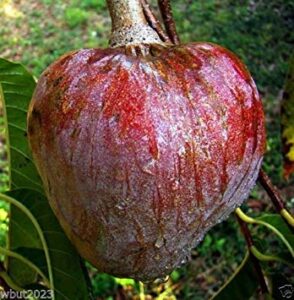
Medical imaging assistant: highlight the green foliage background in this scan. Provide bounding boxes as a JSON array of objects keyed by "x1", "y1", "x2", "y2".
[{"x1": 0, "y1": 0, "x2": 293, "y2": 299}]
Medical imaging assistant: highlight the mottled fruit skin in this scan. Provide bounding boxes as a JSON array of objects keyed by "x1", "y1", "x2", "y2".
[{"x1": 27, "y1": 42, "x2": 265, "y2": 281}]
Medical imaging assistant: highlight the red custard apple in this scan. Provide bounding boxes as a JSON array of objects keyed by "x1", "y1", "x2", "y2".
[{"x1": 27, "y1": 0, "x2": 266, "y2": 281}]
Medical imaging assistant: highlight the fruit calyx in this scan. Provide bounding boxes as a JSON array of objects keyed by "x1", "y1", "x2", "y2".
[{"x1": 107, "y1": 0, "x2": 165, "y2": 50}]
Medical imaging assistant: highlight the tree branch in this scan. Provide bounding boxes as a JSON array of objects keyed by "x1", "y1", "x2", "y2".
[
  {"x1": 140, "y1": 0, "x2": 171, "y2": 43},
  {"x1": 258, "y1": 169, "x2": 285, "y2": 212},
  {"x1": 158, "y1": 0, "x2": 180, "y2": 44},
  {"x1": 258, "y1": 169, "x2": 294, "y2": 228}
]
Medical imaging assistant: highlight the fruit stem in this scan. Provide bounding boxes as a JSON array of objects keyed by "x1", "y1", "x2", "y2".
[{"x1": 106, "y1": 0, "x2": 164, "y2": 48}]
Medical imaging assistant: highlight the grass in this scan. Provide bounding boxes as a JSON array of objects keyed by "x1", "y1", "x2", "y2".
[{"x1": 0, "y1": 0, "x2": 109, "y2": 76}]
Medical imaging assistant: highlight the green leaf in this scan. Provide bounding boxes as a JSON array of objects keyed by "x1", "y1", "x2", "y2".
[
  {"x1": 0, "y1": 58, "x2": 90, "y2": 299},
  {"x1": 257, "y1": 214, "x2": 294, "y2": 249},
  {"x1": 0, "y1": 63, "x2": 43, "y2": 286},
  {"x1": 211, "y1": 252, "x2": 258, "y2": 300},
  {"x1": 0, "y1": 58, "x2": 43, "y2": 193},
  {"x1": 7, "y1": 189, "x2": 90, "y2": 300}
]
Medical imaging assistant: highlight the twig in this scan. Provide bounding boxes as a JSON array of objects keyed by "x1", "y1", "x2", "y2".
[
  {"x1": 158, "y1": 0, "x2": 180, "y2": 44},
  {"x1": 258, "y1": 169, "x2": 294, "y2": 228},
  {"x1": 140, "y1": 0, "x2": 170, "y2": 43},
  {"x1": 235, "y1": 213, "x2": 269, "y2": 296},
  {"x1": 258, "y1": 169, "x2": 285, "y2": 211}
]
